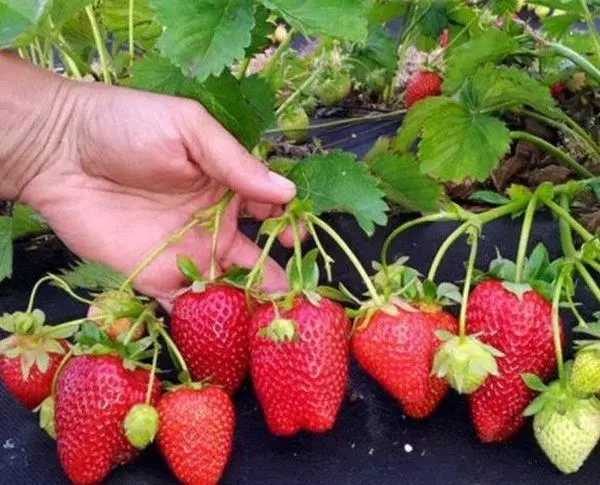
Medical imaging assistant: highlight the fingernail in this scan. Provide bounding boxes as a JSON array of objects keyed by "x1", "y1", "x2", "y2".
[{"x1": 268, "y1": 171, "x2": 296, "y2": 194}]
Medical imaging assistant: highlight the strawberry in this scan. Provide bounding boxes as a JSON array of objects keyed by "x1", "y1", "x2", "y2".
[
  {"x1": 438, "y1": 29, "x2": 449, "y2": 48},
  {"x1": 171, "y1": 283, "x2": 251, "y2": 394},
  {"x1": 404, "y1": 71, "x2": 442, "y2": 108},
  {"x1": 249, "y1": 296, "x2": 349, "y2": 436},
  {"x1": 55, "y1": 355, "x2": 161, "y2": 484},
  {"x1": 571, "y1": 350, "x2": 600, "y2": 394},
  {"x1": 467, "y1": 279, "x2": 562, "y2": 442},
  {"x1": 277, "y1": 105, "x2": 309, "y2": 143},
  {"x1": 87, "y1": 290, "x2": 146, "y2": 342},
  {"x1": 524, "y1": 377, "x2": 600, "y2": 474},
  {"x1": 352, "y1": 304, "x2": 457, "y2": 419},
  {"x1": 0, "y1": 310, "x2": 70, "y2": 410},
  {"x1": 157, "y1": 385, "x2": 235, "y2": 485},
  {"x1": 314, "y1": 71, "x2": 353, "y2": 106},
  {"x1": 550, "y1": 82, "x2": 565, "y2": 99}
]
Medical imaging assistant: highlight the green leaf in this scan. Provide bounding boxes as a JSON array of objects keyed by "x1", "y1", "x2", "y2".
[
  {"x1": 177, "y1": 255, "x2": 201, "y2": 283},
  {"x1": 368, "y1": 153, "x2": 444, "y2": 212},
  {"x1": 50, "y1": 0, "x2": 91, "y2": 26},
  {"x1": 443, "y1": 29, "x2": 521, "y2": 93},
  {"x1": 367, "y1": 0, "x2": 407, "y2": 24},
  {"x1": 469, "y1": 191, "x2": 511, "y2": 206},
  {"x1": 490, "y1": 0, "x2": 518, "y2": 14},
  {"x1": 350, "y1": 25, "x2": 397, "y2": 86},
  {"x1": 0, "y1": 0, "x2": 52, "y2": 48},
  {"x1": 522, "y1": 372, "x2": 547, "y2": 392},
  {"x1": 56, "y1": 260, "x2": 127, "y2": 291},
  {"x1": 150, "y1": 0, "x2": 255, "y2": 81},
  {"x1": 0, "y1": 216, "x2": 13, "y2": 283},
  {"x1": 541, "y1": 13, "x2": 582, "y2": 39},
  {"x1": 523, "y1": 243, "x2": 550, "y2": 281},
  {"x1": 260, "y1": 0, "x2": 369, "y2": 42},
  {"x1": 11, "y1": 204, "x2": 48, "y2": 240},
  {"x1": 286, "y1": 249, "x2": 320, "y2": 291},
  {"x1": 397, "y1": 97, "x2": 511, "y2": 182},
  {"x1": 287, "y1": 151, "x2": 388, "y2": 235},
  {"x1": 246, "y1": 4, "x2": 271, "y2": 57},
  {"x1": 316, "y1": 285, "x2": 355, "y2": 304},
  {"x1": 127, "y1": 54, "x2": 275, "y2": 148},
  {"x1": 465, "y1": 64, "x2": 557, "y2": 115}
]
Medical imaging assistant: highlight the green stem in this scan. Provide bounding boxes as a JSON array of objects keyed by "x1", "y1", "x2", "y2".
[
  {"x1": 121, "y1": 215, "x2": 207, "y2": 291},
  {"x1": 27, "y1": 275, "x2": 93, "y2": 313},
  {"x1": 56, "y1": 45, "x2": 83, "y2": 80},
  {"x1": 514, "y1": 196, "x2": 538, "y2": 283},
  {"x1": 459, "y1": 228, "x2": 480, "y2": 343},
  {"x1": 156, "y1": 324, "x2": 189, "y2": 377},
  {"x1": 510, "y1": 131, "x2": 593, "y2": 178},
  {"x1": 307, "y1": 215, "x2": 382, "y2": 305},
  {"x1": 567, "y1": 290, "x2": 587, "y2": 327},
  {"x1": 514, "y1": 108, "x2": 600, "y2": 162},
  {"x1": 584, "y1": 258, "x2": 600, "y2": 274},
  {"x1": 381, "y1": 212, "x2": 459, "y2": 273},
  {"x1": 128, "y1": 0, "x2": 135, "y2": 65},
  {"x1": 246, "y1": 219, "x2": 287, "y2": 291},
  {"x1": 263, "y1": 27, "x2": 295, "y2": 78},
  {"x1": 427, "y1": 221, "x2": 471, "y2": 282},
  {"x1": 545, "y1": 199, "x2": 595, "y2": 243},
  {"x1": 237, "y1": 57, "x2": 250, "y2": 80},
  {"x1": 275, "y1": 68, "x2": 322, "y2": 117},
  {"x1": 265, "y1": 109, "x2": 405, "y2": 135},
  {"x1": 578, "y1": 0, "x2": 600, "y2": 62},
  {"x1": 122, "y1": 306, "x2": 154, "y2": 346},
  {"x1": 289, "y1": 216, "x2": 304, "y2": 288},
  {"x1": 545, "y1": 41, "x2": 600, "y2": 86},
  {"x1": 145, "y1": 340, "x2": 159, "y2": 404},
  {"x1": 306, "y1": 223, "x2": 333, "y2": 281},
  {"x1": 85, "y1": 5, "x2": 112, "y2": 85},
  {"x1": 558, "y1": 195, "x2": 578, "y2": 257},
  {"x1": 41, "y1": 314, "x2": 109, "y2": 337},
  {"x1": 209, "y1": 191, "x2": 234, "y2": 282},
  {"x1": 576, "y1": 261, "x2": 600, "y2": 303},
  {"x1": 559, "y1": 112, "x2": 600, "y2": 160},
  {"x1": 552, "y1": 271, "x2": 567, "y2": 390}
]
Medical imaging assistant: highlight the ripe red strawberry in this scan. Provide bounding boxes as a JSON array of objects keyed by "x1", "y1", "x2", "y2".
[
  {"x1": 55, "y1": 355, "x2": 161, "y2": 484},
  {"x1": 0, "y1": 310, "x2": 70, "y2": 409},
  {"x1": 157, "y1": 386, "x2": 235, "y2": 485},
  {"x1": 550, "y1": 82, "x2": 565, "y2": 99},
  {"x1": 467, "y1": 279, "x2": 562, "y2": 443},
  {"x1": 249, "y1": 296, "x2": 349, "y2": 436},
  {"x1": 438, "y1": 29, "x2": 449, "y2": 48},
  {"x1": 404, "y1": 71, "x2": 442, "y2": 108},
  {"x1": 352, "y1": 304, "x2": 457, "y2": 419},
  {"x1": 171, "y1": 284, "x2": 251, "y2": 394}
]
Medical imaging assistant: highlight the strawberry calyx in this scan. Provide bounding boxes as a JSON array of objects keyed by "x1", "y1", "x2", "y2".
[
  {"x1": 433, "y1": 332, "x2": 504, "y2": 394},
  {"x1": 176, "y1": 255, "x2": 251, "y2": 295},
  {"x1": 257, "y1": 316, "x2": 297, "y2": 344},
  {"x1": 0, "y1": 309, "x2": 71, "y2": 379},
  {"x1": 35, "y1": 396, "x2": 56, "y2": 439}
]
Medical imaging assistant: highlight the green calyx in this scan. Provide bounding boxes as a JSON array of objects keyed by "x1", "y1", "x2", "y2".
[
  {"x1": 258, "y1": 317, "x2": 297, "y2": 344},
  {"x1": 124, "y1": 403, "x2": 160, "y2": 450},
  {"x1": 525, "y1": 377, "x2": 600, "y2": 474},
  {"x1": 36, "y1": 396, "x2": 56, "y2": 439},
  {"x1": 0, "y1": 310, "x2": 46, "y2": 336},
  {"x1": 433, "y1": 333, "x2": 504, "y2": 394},
  {"x1": 89, "y1": 290, "x2": 146, "y2": 323}
]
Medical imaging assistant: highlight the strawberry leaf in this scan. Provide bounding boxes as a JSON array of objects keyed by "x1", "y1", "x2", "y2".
[
  {"x1": 245, "y1": 4, "x2": 271, "y2": 57},
  {"x1": 11, "y1": 204, "x2": 48, "y2": 240},
  {"x1": 367, "y1": 0, "x2": 407, "y2": 25},
  {"x1": 443, "y1": 29, "x2": 520, "y2": 93},
  {"x1": 288, "y1": 151, "x2": 388, "y2": 236},
  {"x1": 351, "y1": 25, "x2": 397, "y2": 85},
  {"x1": 523, "y1": 243, "x2": 550, "y2": 281},
  {"x1": 469, "y1": 191, "x2": 511, "y2": 206},
  {"x1": 0, "y1": 0, "x2": 52, "y2": 48},
  {"x1": 177, "y1": 256, "x2": 201, "y2": 283},
  {"x1": 0, "y1": 216, "x2": 13, "y2": 283},
  {"x1": 128, "y1": 54, "x2": 275, "y2": 149},
  {"x1": 56, "y1": 260, "x2": 127, "y2": 291},
  {"x1": 100, "y1": 0, "x2": 162, "y2": 50},
  {"x1": 396, "y1": 97, "x2": 511, "y2": 182},
  {"x1": 490, "y1": 0, "x2": 518, "y2": 14},
  {"x1": 150, "y1": 0, "x2": 255, "y2": 81},
  {"x1": 541, "y1": 12, "x2": 583, "y2": 39},
  {"x1": 286, "y1": 249, "x2": 320, "y2": 292},
  {"x1": 368, "y1": 153, "x2": 444, "y2": 213},
  {"x1": 50, "y1": 0, "x2": 91, "y2": 26},
  {"x1": 260, "y1": 0, "x2": 369, "y2": 42}
]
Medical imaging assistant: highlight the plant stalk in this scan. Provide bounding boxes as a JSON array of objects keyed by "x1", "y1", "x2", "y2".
[
  {"x1": 128, "y1": 0, "x2": 135, "y2": 65},
  {"x1": 514, "y1": 196, "x2": 538, "y2": 283},
  {"x1": 85, "y1": 5, "x2": 112, "y2": 85},
  {"x1": 459, "y1": 228, "x2": 479, "y2": 343}
]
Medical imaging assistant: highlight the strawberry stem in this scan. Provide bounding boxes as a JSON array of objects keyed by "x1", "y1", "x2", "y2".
[
  {"x1": 305, "y1": 223, "x2": 333, "y2": 281},
  {"x1": 122, "y1": 305, "x2": 155, "y2": 346},
  {"x1": 145, "y1": 339, "x2": 160, "y2": 405},
  {"x1": 245, "y1": 219, "x2": 287, "y2": 293},
  {"x1": 567, "y1": 291, "x2": 587, "y2": 328},
  {"x1": 575, "y1": 261, "x2": 600, "y2": 304},
  {"x1": 289, "y1": 215, "x2": 304, "y2": 288},
  {"x1": 128, "y1": 0, "x2": 135, "y2": 66},
  {"x1": 459, "y1": 227, "x2": 480, "y2": 343},
  {"x1": 545, "y1": 199, "x2": 595, "y2": 243},
  {"x1": 552, "y1": 270, "x2": 567, "y2": 390},
  {"x1": 427, "y1": 221, "x2": 471, "y2": 282},
  {"x1": 41, "y1": 314, "x2": 110, "y2": 337},
  {"x1": 514, "y1": 196, "x2": 538, "y2": 284},
  {"x1": 155, "y1": 324, "x2": 189, "y2": 379},
  {"x1": 51, "y1": 350, "x2": 73, "y2": 399},
  {"x1": 85, "y1": 5, "x2": 111, "y2": 85},
  {"x1": 585, "y1": 258, "x2": 600, "y2": 275},
  {"x1": 209, "y1": 191, "x2": 235, "y2": 282},
  {"x1": 381, "y1": 212, "x2": 459, "y2": 277},
  {"x1": 27, "y1": 274, "x2": 93, "y2": 313},
  {"x1": 307, "y1": 214, "x2": 382, "y2": 306}
]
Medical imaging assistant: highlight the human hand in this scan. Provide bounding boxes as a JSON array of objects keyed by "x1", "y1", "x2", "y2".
[{"x1": 1, "y1": 55, "x2": 296, "y2": 303}]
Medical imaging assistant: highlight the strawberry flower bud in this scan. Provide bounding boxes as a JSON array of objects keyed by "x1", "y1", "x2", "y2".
[{"x1": 124, "y1": 403, "x2": 159, "y2": 450}]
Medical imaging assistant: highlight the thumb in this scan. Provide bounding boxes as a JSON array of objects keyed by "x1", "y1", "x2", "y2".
[{"x1": 181, "y1": 103, "x2": 296, "y2": 205}]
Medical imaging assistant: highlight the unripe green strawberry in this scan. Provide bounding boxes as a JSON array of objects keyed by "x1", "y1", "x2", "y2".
[
  {"x1": 571, "y1": 350, "x2": 600, "y2": 394},
  {"x1": 124, "y1": 403, "x2": 160, "y2": 450},
  {"x1": 277, "y1": 106, "x2": 309, "y2": 143},
  {"x1": 534, "y1": 397, "x2": 600, "y2": 474},
  {"x1": 315, "y1": 72, "x2": 353, "y2": 106}
]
